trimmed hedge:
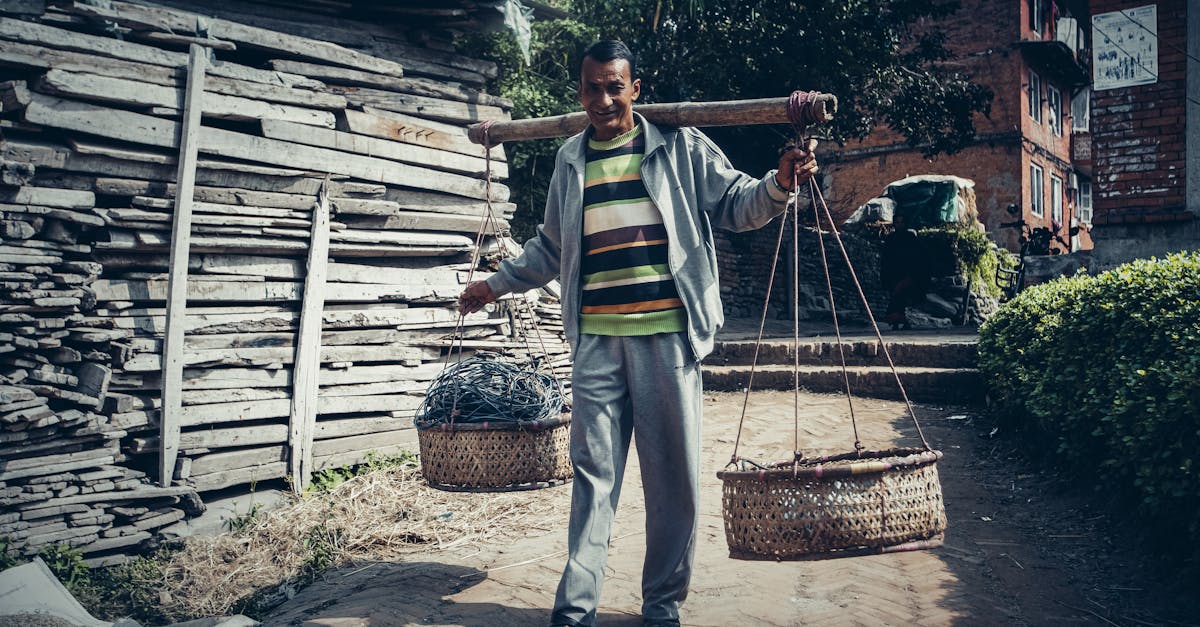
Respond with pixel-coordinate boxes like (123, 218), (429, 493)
(978, 251), (1200, 562)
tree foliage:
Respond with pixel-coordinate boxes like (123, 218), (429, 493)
(460, 0), (993, 239)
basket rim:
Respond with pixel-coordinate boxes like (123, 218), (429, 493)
(414, 410), (571, 433)
(717, 447), (942, 480)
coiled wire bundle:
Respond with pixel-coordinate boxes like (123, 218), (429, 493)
(414, 353), (572, 491)
(415, 353), (566, 427)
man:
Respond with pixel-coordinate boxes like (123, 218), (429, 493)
(458, 40), (817, 627)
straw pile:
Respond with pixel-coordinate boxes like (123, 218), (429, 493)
(157, 462), (565, 619)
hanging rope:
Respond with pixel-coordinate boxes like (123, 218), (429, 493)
(727, 89), (932, 470)
(437, 123), (567, 427)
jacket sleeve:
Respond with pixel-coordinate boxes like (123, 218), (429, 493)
(484, 148), (567, 297)
(685, 128), (791, 233)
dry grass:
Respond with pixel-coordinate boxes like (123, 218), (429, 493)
(157, 463), (565, 620)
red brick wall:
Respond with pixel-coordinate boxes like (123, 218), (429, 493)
(822, 0), (1094, 252)
(1090, 0), (1189, 224)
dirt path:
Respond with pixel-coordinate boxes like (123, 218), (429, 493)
(264, 391), (1174, 626)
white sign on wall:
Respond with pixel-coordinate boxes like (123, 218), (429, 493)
(1092, 5), (1158, 90)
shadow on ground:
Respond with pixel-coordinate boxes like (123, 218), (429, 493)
(265, 560), (639, 627)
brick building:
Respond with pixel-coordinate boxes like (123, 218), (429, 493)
(820, 0), (1095, 255)
(1087, 0), (1199, 269)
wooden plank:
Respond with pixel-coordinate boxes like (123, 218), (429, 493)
(122, 344), (441, 372)
(22, 94), (507, 202)
(66, 0), (408, 78)
(329, 85), (507, 125)
(0, 17), (319, 88)
(1, 139), (327, 195)
(290, 181), (330, 492)
(181, 394), (422, 427)
(0, 186), (94, 209)
(91, 274), (468, 302)
(339, 108), (499, 160)
(36, 70), (336, 128)
(260, 118), (504, 178)
(0, 37), (320, 92)
(160, 45), (206, 488)
(466, 94), (839, 144)
(341, 211), (504, 234)
(268, 58), (510, 108)
(0, 80), (31, 112)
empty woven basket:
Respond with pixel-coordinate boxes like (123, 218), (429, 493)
(718, 448), (946, 559)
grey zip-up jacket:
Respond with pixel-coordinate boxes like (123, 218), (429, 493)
(485, 113), (791, 361)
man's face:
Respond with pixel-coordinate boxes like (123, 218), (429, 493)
(578, 56), (641, 141)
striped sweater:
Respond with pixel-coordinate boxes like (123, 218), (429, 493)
(579, 124), (687, 336)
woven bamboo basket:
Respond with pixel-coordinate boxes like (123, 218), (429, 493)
(717, 448), (946, 559)
(415, 412), (573, 491)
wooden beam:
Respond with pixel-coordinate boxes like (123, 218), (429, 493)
(159, 45), (205, 488)
(465, 94), (840, 144)
(290, 180), (330, 493)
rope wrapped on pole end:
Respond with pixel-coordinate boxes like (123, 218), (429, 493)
(787, 90), (835, 132)
(467, 119), (497, 147)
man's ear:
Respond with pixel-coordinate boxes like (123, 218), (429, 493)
(632, 78), (642, 101)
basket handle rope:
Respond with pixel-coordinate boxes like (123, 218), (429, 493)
(728, 93), (932, 469)
(447, 124), (566, 424)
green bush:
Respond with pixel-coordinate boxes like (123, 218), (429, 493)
(915, 225), (1006, 298)
(978, 251), (1200, 564)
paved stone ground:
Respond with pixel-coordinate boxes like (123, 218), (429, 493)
(265, 389), (1125, 627)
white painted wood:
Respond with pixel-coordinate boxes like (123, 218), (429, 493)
(160, 45), (206, 488)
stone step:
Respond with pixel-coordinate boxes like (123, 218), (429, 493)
(701, 364), (983, 404)
(708, 338), (978, 369)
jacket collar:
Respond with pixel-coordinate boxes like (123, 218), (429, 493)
(563, 111), (666, 172)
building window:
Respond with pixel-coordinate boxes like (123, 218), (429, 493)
(1071, 88), (1090, 132)
(1077, 180), (1092, 224)
(1047, 85), (1063, 136)
(1050, 174), (1063, 223)
(1030, 164), (1044, 218)
(1029, 0), (1044, 36)
(1028, 70), (1042, 123)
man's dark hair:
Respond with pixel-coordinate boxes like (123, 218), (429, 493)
(582, 40), (637, 79)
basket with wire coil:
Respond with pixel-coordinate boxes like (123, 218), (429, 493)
(415, 353), (572, 491)
(719, 90), (946, 559)
(414, 121), (574, 492)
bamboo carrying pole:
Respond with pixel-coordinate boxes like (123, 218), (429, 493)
(466, 94), (837, 145)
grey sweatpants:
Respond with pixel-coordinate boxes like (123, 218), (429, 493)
(550, 332), (702, 626)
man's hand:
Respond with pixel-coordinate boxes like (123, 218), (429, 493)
(458, 280), (498, 315)
(774, 138), (819, 191)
